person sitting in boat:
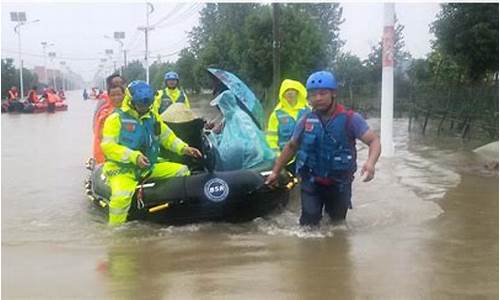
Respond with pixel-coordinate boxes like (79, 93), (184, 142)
(153, 71), (190, 114)
(97, 89), (106, 100)
(101, 80), (202, 226)
(208, 89), (275, 171)
(266, 79), (310, 174)
(27, 86), (40, 104)
(93, 84), (125, 165)
(7, 86), (19, 102)
(93, 74), (125, 126)
(43, 88), (58, 113)
(204, 77), (228, 134)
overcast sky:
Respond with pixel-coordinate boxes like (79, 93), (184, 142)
(1, 1), (441, 82)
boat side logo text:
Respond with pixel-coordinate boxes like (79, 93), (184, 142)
(204, 178), (229, 202)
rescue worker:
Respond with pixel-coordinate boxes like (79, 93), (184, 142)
(101, 80), (202, 226)
(27, 86), (39, 104)
(266, 79), (310, 173)
(8, 86), (19, 102)
(265, 71), (381, 226)
(153, 71), (190, 114)
(58, 89), (66, 100)
(45, 89), (58, 113)
(93, 84), (125, 164)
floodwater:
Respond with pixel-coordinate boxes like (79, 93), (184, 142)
(2, 90), (498, 299)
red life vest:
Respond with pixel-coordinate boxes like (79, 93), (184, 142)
(46, 92), (58, 104)
(28, 90), (39, 103)
(8, 89), (19, 101)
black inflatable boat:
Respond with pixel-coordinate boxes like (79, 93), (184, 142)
(84, 118), (297, 225)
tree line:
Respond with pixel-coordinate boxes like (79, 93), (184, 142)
(123, 3), (497, 126)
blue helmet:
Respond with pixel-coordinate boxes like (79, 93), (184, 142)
(128, 80), (154, 107)
(164, 71), (179, 81)
(306, 71), (337, 90)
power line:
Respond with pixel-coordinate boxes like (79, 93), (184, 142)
(150, 3), (187, 27)
(149, 36), (189, 54)
(155, 3), (203, 29)
(2, 48), (101, 61)
(125, 30), (141, 50)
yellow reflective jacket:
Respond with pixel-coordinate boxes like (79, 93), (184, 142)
(266, 79), (309, 156)
(101, 90), (187, 172)
(153, 87), (190, 113)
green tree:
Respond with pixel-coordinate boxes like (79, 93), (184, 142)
(1, 58), (18, 98)
(122, 60), (146, 85)
(149, 61), (175, 91)
(335, 52), (369, 108)
(1, 58), (39, 98)
(365, 18), (412, 82)
(175, 48), (199, 93)
(431, 3), (499, 81)
(187, 3), (343, 103)
(279, 4), (330, 82)
(293, 3), (345, 66)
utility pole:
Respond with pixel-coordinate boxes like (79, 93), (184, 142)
(381, 3), (395, 157)
(138, 2), (154, 84)
(272, 3), (281, 103)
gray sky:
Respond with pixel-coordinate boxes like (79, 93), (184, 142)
(1, 1), (441, 82)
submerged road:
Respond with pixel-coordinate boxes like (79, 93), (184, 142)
(2, 90), (497, 298)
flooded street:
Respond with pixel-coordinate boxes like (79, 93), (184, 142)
(2, 90), (498, 299)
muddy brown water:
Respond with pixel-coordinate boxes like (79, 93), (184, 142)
(2, 90), (497, 299)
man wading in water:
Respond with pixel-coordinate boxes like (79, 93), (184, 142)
(266, 71), (381, 226)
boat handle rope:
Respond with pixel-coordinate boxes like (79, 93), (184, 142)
(136, 169), (153, 210)
(137, 185), (145, 209)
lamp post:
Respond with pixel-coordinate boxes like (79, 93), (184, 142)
(105, 32), (125, 76)
(48, 52), (56, 88)
(60, 61), (66, 90)
(10, 12), (39, 98)
(98, 64), (105, 89)
(105, 49), (114, 73)
(41, 41), (54, 85)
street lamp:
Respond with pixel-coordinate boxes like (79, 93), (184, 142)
(11, 12), (40, 98)
(104, 32), (125, 76)
(41, 41), (54, 85)
(104, 49), (115, 73)
(97, 64), (105, 89)
(60, 61), (66, 90)
(48, 52), (56, 88)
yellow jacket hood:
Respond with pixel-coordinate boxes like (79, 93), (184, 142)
(275, 79), (308, 116)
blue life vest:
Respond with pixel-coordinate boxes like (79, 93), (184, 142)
(117, 109), (160, 166)
(296, 111), (356, 183)
(159, 88), (186, 114)
(275, 108), (310, 150)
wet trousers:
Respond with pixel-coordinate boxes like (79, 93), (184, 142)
(107, 162), (190, 225)
(299, 178), (352, 226)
